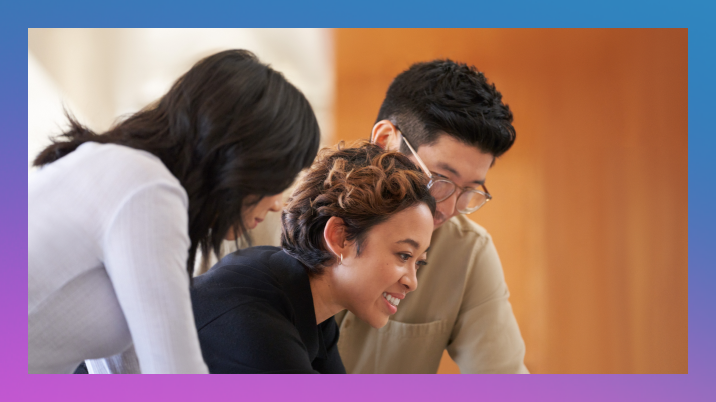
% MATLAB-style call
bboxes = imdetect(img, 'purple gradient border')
[6,1,714,401]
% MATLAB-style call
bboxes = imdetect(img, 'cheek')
[434,201,449,216]
[242,208,257,223]
[436,192,460,214]
[352,256,390,290]
[372,260,402,290]
[251,200,273,217]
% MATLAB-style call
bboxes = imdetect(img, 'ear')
[371,120,401,151]
[323,216,349,263]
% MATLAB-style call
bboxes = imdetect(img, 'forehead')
[363,205,433,251]
[416,134,494,183]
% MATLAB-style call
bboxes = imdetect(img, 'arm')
[85,346,140,374]
[446,234,529,374]
[102,181,208,373]
[198,301,320,374]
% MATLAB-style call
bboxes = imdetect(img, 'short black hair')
[376,59,516,157]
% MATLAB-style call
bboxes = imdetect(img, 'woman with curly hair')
[191,142,436,373]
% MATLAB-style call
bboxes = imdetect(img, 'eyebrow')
[396,239,431,253]
[435,162,486,185]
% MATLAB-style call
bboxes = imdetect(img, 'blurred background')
[28,28,688,374]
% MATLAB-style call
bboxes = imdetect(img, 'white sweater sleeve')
[100,181,208,374]
[86,346,140,374]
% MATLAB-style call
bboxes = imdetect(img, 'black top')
[191,246,346,374]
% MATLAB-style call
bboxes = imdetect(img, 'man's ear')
[323,216,348,262]
[371,120,401,151]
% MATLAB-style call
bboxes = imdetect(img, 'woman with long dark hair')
[28,49,320,373]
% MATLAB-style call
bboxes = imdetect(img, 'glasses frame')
[398,131,492,214]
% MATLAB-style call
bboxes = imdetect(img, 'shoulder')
[31,142,185,207]
[427,215,503,284]
[83,143,180,187]
[433,215,493,251]
[86,143,188,213]
[194,246,285,296]
[191,247,292,328]
[445,214,490,235]
[42,142,180,189]
[214,246,286,270]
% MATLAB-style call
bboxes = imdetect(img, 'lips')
[249,218,263,229]
[381,292,405,315]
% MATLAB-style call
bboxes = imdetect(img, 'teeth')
[382,292,400,307]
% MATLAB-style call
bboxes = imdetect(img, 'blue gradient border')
[6,1,712,401]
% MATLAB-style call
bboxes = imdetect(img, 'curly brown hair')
[281,141,436,276]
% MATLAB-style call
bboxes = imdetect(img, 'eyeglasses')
[399,132,492,214]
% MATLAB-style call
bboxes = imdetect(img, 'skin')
[372,120,495,229]
[309,204,434,328]
[224,193,283,241]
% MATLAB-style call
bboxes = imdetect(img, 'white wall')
[28,28,335,164]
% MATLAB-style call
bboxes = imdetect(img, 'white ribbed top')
[28,142,208,374]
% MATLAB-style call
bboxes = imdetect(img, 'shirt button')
[344,320,351,329]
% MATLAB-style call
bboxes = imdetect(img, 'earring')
[339,253,343,265]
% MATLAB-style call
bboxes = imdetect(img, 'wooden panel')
[334,29,687,374]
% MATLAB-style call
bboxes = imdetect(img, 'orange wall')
[333,29,688,374]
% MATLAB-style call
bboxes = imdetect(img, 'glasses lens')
[457,191,488,213]
[428,180,456,202]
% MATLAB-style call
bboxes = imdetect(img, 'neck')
[308,267,344,325]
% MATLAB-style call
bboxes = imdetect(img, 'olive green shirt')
[334,215,528,374]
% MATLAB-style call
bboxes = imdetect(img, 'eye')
[431,171,448,179]
[398,253,411,262]
[416,260,428,269]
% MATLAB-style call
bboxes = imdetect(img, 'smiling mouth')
[382,292,400,307]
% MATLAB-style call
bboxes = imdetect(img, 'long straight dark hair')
[34,49,321,277]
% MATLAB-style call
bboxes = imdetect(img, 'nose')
[269,194,283,212]
[400,267,418,293]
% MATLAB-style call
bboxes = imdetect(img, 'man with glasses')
[334,59,529,373]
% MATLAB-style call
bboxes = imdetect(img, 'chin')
[353,310,390,329]
[366,314,390,329]
[368,319,389,329]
